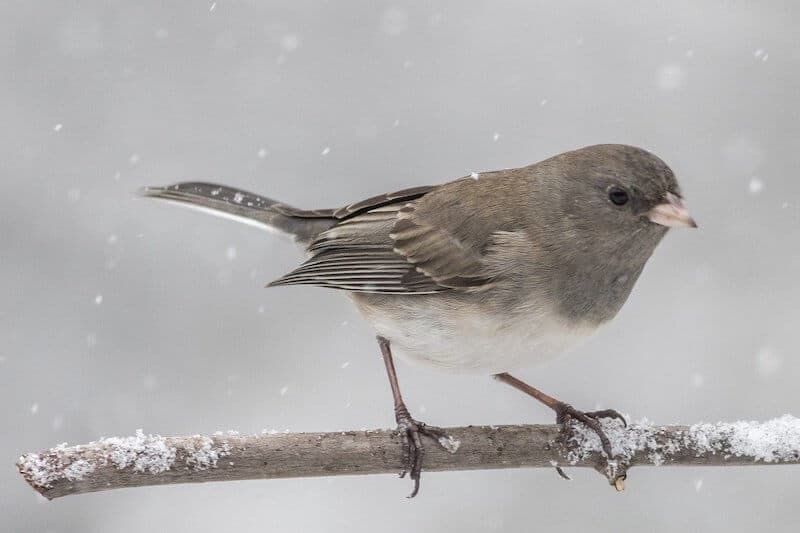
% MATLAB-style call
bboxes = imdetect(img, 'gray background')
[2,1,799,531]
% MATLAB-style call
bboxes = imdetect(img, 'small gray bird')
[141,144,696,496]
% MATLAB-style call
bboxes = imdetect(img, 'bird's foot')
[554,403,627,459]
[394,404,453,498]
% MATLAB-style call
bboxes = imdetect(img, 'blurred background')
[2,1,799,531]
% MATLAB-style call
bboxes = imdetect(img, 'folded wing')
[268,178,507,294]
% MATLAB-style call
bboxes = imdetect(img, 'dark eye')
[608,186,629,206]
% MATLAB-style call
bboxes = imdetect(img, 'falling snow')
[51,415,64,431]
[756,347,783,377]
[723,136,764,174]
[748,177,764,194]
[381,7,408,36]
[280,34,301,52]
[142,375,157,391]
[656,64,686,91]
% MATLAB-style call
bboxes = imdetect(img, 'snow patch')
[64,459,95,481]
[183,436,230,470]
[565,415,800,466]
[438,436,461,454]
[688,415,800,462]
[18,430,231,489]
[103,430,176,473]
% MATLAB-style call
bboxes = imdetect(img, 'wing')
[269,177,525,294]
[268,202,450,294]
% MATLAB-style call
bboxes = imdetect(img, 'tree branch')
[17,416,800,500]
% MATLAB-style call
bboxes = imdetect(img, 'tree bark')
[17,416,800,500]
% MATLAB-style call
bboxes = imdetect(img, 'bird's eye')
[608,186,629,206]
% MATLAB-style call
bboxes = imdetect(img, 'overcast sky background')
[2,1,799,532]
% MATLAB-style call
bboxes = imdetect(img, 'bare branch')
[17,416,800,500]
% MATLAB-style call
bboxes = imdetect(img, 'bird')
[140,144,696,497]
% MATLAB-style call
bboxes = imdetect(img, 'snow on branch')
[17,415,800,500]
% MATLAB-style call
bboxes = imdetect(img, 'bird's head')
[528,144,697,323]
[539,144,696,256]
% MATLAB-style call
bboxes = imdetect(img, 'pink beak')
[647,192,697,228]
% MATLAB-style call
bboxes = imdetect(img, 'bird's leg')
[377,336,450,498]
[493,372,626,460]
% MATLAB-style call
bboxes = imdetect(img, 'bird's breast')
[351,292,596,375]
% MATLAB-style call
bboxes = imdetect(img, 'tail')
[139,182,336,244]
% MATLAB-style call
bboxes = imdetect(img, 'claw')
[585,409,627,428]
[395,412,452,498]
[555,465,572,480]
[555,403,621,459]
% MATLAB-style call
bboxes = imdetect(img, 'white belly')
[352,294,596,375]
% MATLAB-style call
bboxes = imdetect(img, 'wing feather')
[269,178,515,293]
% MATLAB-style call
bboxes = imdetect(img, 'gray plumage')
[141,144,694,374]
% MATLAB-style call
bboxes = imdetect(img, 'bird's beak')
[647,192,697,228]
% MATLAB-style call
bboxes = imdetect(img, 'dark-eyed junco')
[141,144,696,496]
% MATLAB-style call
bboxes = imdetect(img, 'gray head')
[528,144,696,323]
[541,143,695,234]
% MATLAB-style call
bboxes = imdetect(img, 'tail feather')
[139,182,335,244]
